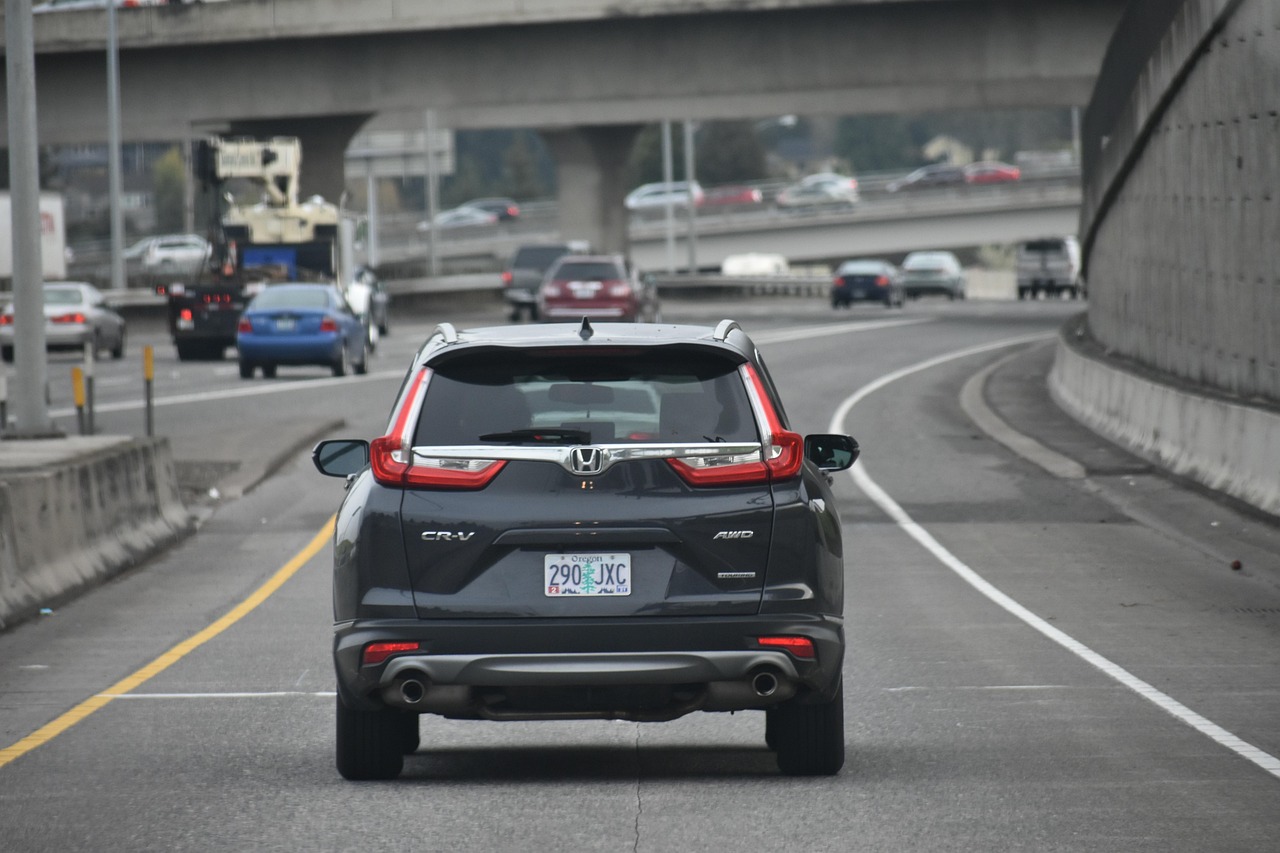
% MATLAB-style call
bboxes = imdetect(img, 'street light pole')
[106,0,125,292]
[4,0,57,436]
[683,120,698,273]
[662,120,675,274]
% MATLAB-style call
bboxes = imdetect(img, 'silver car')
[0,282,127,363]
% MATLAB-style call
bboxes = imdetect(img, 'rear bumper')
[335,613,844,719]
[237,335,342,365]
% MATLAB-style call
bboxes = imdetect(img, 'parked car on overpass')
[625,180,705,213]
[964,160,1022,185]
[416,206,500,233]
[776,173,859,209]
[886,164,967,192]
[459,197,521,221]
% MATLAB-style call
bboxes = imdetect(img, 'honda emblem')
[570,446,604,476]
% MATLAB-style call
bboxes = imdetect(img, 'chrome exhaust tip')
[751,669,780,698]
[399,678,427,705]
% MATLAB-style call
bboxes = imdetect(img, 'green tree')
[503,131,549,200]
[694,121,766,185]
[627,120,769,187]
[152,145,186,232]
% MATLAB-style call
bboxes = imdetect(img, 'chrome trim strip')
[409,441,762,475]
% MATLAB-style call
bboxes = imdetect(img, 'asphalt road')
[1,294,1278,851]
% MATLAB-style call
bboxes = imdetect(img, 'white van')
[1016,237,1082,299]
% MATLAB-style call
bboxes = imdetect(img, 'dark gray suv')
[313,318,859,779]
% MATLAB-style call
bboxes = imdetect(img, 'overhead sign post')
[344,124,454,276]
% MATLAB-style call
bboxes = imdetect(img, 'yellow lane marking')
[0,515,335,770]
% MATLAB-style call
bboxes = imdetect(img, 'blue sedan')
[236,283,368,379]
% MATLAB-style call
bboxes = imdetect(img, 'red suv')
[537,255,660,323]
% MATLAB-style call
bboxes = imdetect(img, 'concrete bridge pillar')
[226,114,372,205]
[540,124,643,257]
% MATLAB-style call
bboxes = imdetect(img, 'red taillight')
[743,364,803,480]
[51,312,87,325]
[180,308,195,322]
[319,317,339,333]
[606,280,633,298]
[0,315,12,326]
[668,452,769,486]
[370,435,507,490]
[361,641,420,666]
[237,317,252,333]
[665,364,802,487]
[757,636,816,659]
[506,206,519,217]
[876,275,890,287]
[501,271,513,286]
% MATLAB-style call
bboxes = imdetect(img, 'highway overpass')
[3,0,1124,255]
[359,180,1083,275]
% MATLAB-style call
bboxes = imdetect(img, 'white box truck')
[0,192,68,284]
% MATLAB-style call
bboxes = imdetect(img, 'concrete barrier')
[1050,320,1280,518]
[0,436,193,629]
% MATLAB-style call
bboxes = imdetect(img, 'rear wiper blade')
[478,428,592,444]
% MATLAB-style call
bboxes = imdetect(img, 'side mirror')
[313,439,369,477]
[804,434,859,471]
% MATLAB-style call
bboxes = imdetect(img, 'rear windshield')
[549,261,623,281]
[511,247,569,271]
[251,287,331,309]
[1021,240,1066,253]
[415,351,758,446]
[903,254,950,270]
[45,287,86,305]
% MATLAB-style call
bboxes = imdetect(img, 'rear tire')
[771,679,845,776]
[238,361,254,379]
[111,330,126,359]
[335,695,406,781]
[261,364,277,379]
[332,343,349,377]
[2,345,13,363]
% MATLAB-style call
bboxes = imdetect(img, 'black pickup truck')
[500,241,589,322]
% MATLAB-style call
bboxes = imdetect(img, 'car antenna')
[578,317,594,340]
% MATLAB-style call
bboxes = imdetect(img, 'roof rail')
[712,319,740,342]
[433,322,458,344]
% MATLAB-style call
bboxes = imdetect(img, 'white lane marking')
[102,692,337,699]
[830,335,1280,780]
[753,317,931,346]
[49,368,407,418]
[48,318,930,419]
[884,685,1080,692]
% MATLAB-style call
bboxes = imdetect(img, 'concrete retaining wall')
[0,436,193,629]
[1050,331,1280,518]
[1081,0,1280,402]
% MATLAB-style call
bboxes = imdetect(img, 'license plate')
[275,318,296,332]
[544,553,631,596]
